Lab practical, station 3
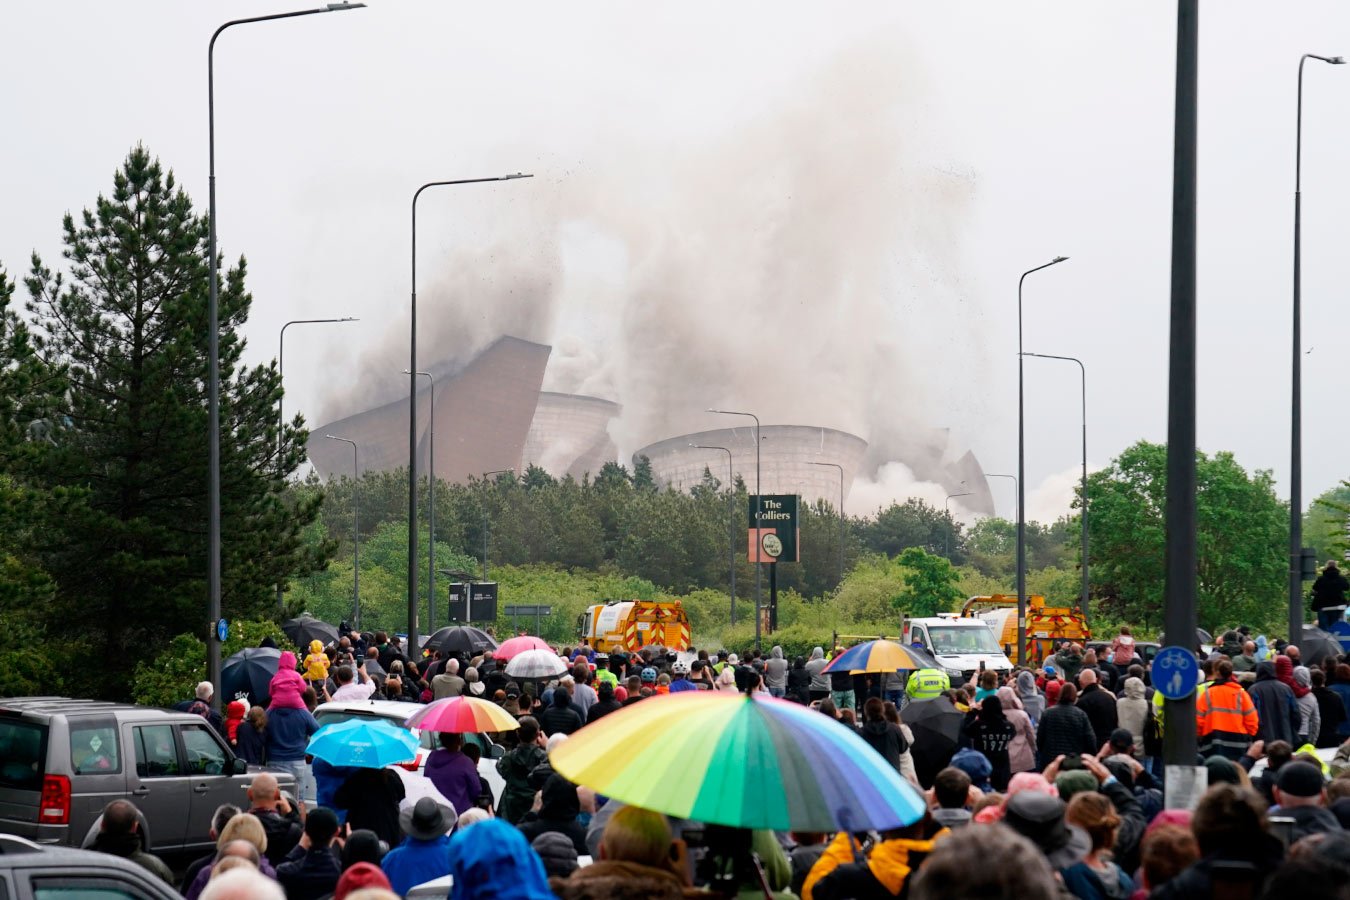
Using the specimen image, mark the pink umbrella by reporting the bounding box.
[493,635,553,661]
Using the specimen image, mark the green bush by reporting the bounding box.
[131,618,286,708]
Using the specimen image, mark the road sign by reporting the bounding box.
[1154,645,1199,700]
[503,605,552,617]
[216,618,229,642]
[748,494,799,563]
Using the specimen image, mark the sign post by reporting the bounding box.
[1154,645,1202,809]
[749,495,798,636]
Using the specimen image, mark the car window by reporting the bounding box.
[69,724,120,775]
[33,884,143,899]
[134,725,179,778]
[181,724,227,775]
[0,719,46,790]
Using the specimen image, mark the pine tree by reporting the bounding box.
[23,147,327,690]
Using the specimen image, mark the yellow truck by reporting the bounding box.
[578,600,691,653]
[962,594,1091,667]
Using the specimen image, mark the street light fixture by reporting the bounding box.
[1016,255,1068,666]
[1290,53,1344,644]
[1022,352,1090,622]
[206,1,366,710]
[985,473,1018,520]
[810,461,846,587]
[324,435,360,627]
[694,444,737,624]
[406,370,437,631]
[945,493,972,558]
[480,469,514,582]
[709,409,762,650]
[408,173,532,656]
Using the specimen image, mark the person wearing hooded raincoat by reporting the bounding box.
[805,647,831,702]
[1293,665,1320,746]
[302,639,330,686]
[997,685,1038,774]
[447,818,556,900]
[1016,670,1045,727]
[1247,660,1301,746]
[1116,677,1149,759]
[764,646,789,699]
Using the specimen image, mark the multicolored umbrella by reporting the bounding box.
[550,691,926,832]
[505,648,569,679]
[306,718,418,769]
[404,696,520,733]
[493,635,553,661]
[822,639,926,674]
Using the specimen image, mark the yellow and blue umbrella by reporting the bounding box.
[822,639,926,674]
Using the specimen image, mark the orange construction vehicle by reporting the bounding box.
[962,594,1091,667]
[578,600,691,653]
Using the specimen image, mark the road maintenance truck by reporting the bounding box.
[962,594,1091,667]
[578,600,691,653]
[901,614,1013,685]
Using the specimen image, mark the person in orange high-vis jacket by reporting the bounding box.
[1196,659,1259,761]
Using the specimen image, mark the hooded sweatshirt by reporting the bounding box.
[1294,666,1320,743]
[765,646,789,690]
[224,700,246,743]
[1249,661,1301,746]
[860,717,909,771]
[997,686,1038,774]
[805,647,830,692]
[1116,677,1149,755]
[1016,671,1045,726]
[269,651,309,710]
[303,640,330,681]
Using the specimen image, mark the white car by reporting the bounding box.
[313,699,507,811]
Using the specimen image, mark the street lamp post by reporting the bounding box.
[810,461,846,586]
[408,174,532,656]
[481,470,513,583]
[694,445,737,624]
[1022,352,1090,622]
[1290,53,1344,645]
[945,493,972,558]
[277,317,357,610]
[1017,256,1068,666]
[985,473,1019,520]
[207,1,365,710]
[324,435,360,627]
[407,370,436,632]
[709,409,761,650]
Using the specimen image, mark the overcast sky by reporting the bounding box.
[4,2,1349,525]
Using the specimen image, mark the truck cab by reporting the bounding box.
[902,615,1013,684]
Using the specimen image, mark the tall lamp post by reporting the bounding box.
[810,461,846,586]
[985,473,1018,520]
[408,173,532,656]
[1022,352,1090,622]
[407,370,437,631]
[709,409,762,650]
[324,435,360,627]
[207,1,365,710]
[945,493,972,558]
[481,469,513,582]
[276,317,357,610]
[1016,255,1068,666]
[694,444,737,624]
[1290,53,1344,645]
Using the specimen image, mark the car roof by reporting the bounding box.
[315,699,423,717]
[0,834,156,871]
[0,697,183,721]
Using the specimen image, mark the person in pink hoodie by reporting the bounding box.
[269,651,309,711]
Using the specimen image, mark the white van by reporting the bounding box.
[902,614,1013,684]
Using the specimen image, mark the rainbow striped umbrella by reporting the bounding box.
[823,639,926,674]
[404,696,520,733]
[549,691,925,832]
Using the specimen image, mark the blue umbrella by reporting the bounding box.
[306,718,419,769]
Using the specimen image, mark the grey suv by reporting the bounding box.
[0,834,179,899]
[0,697,294,852]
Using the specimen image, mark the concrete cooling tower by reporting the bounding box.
[636,426,869,508]
[519,392,620,480]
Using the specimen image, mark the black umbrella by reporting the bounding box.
[901,696,965,788]
[1299,627,1343,668]
[425,625,498,657]
[281,615,339,650]
[222,646,281,708]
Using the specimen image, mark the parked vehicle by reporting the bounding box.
[578,600,691,653]
[901,615,1013,684]
[0,834,180,899]
[963,594,1092,667]
[313,699,506,808]
[0,697,294,852]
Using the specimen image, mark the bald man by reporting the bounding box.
[246,773,303,865]
[1075,667,1119,750]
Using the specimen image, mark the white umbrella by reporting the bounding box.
[505,648,569,679]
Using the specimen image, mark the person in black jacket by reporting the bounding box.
[1075,670,1119,750]
[1036,683,1097,769]
[1313,561,1350,629]
[1313,668,1348,748]
[333,767,405,849]
[540,686,585,736]
[276,806,343,900]
[517,773,588,854]
[963,695,1015,791]
[787,656,813,705]
[859,698,908,773]
[586,682,622,724]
